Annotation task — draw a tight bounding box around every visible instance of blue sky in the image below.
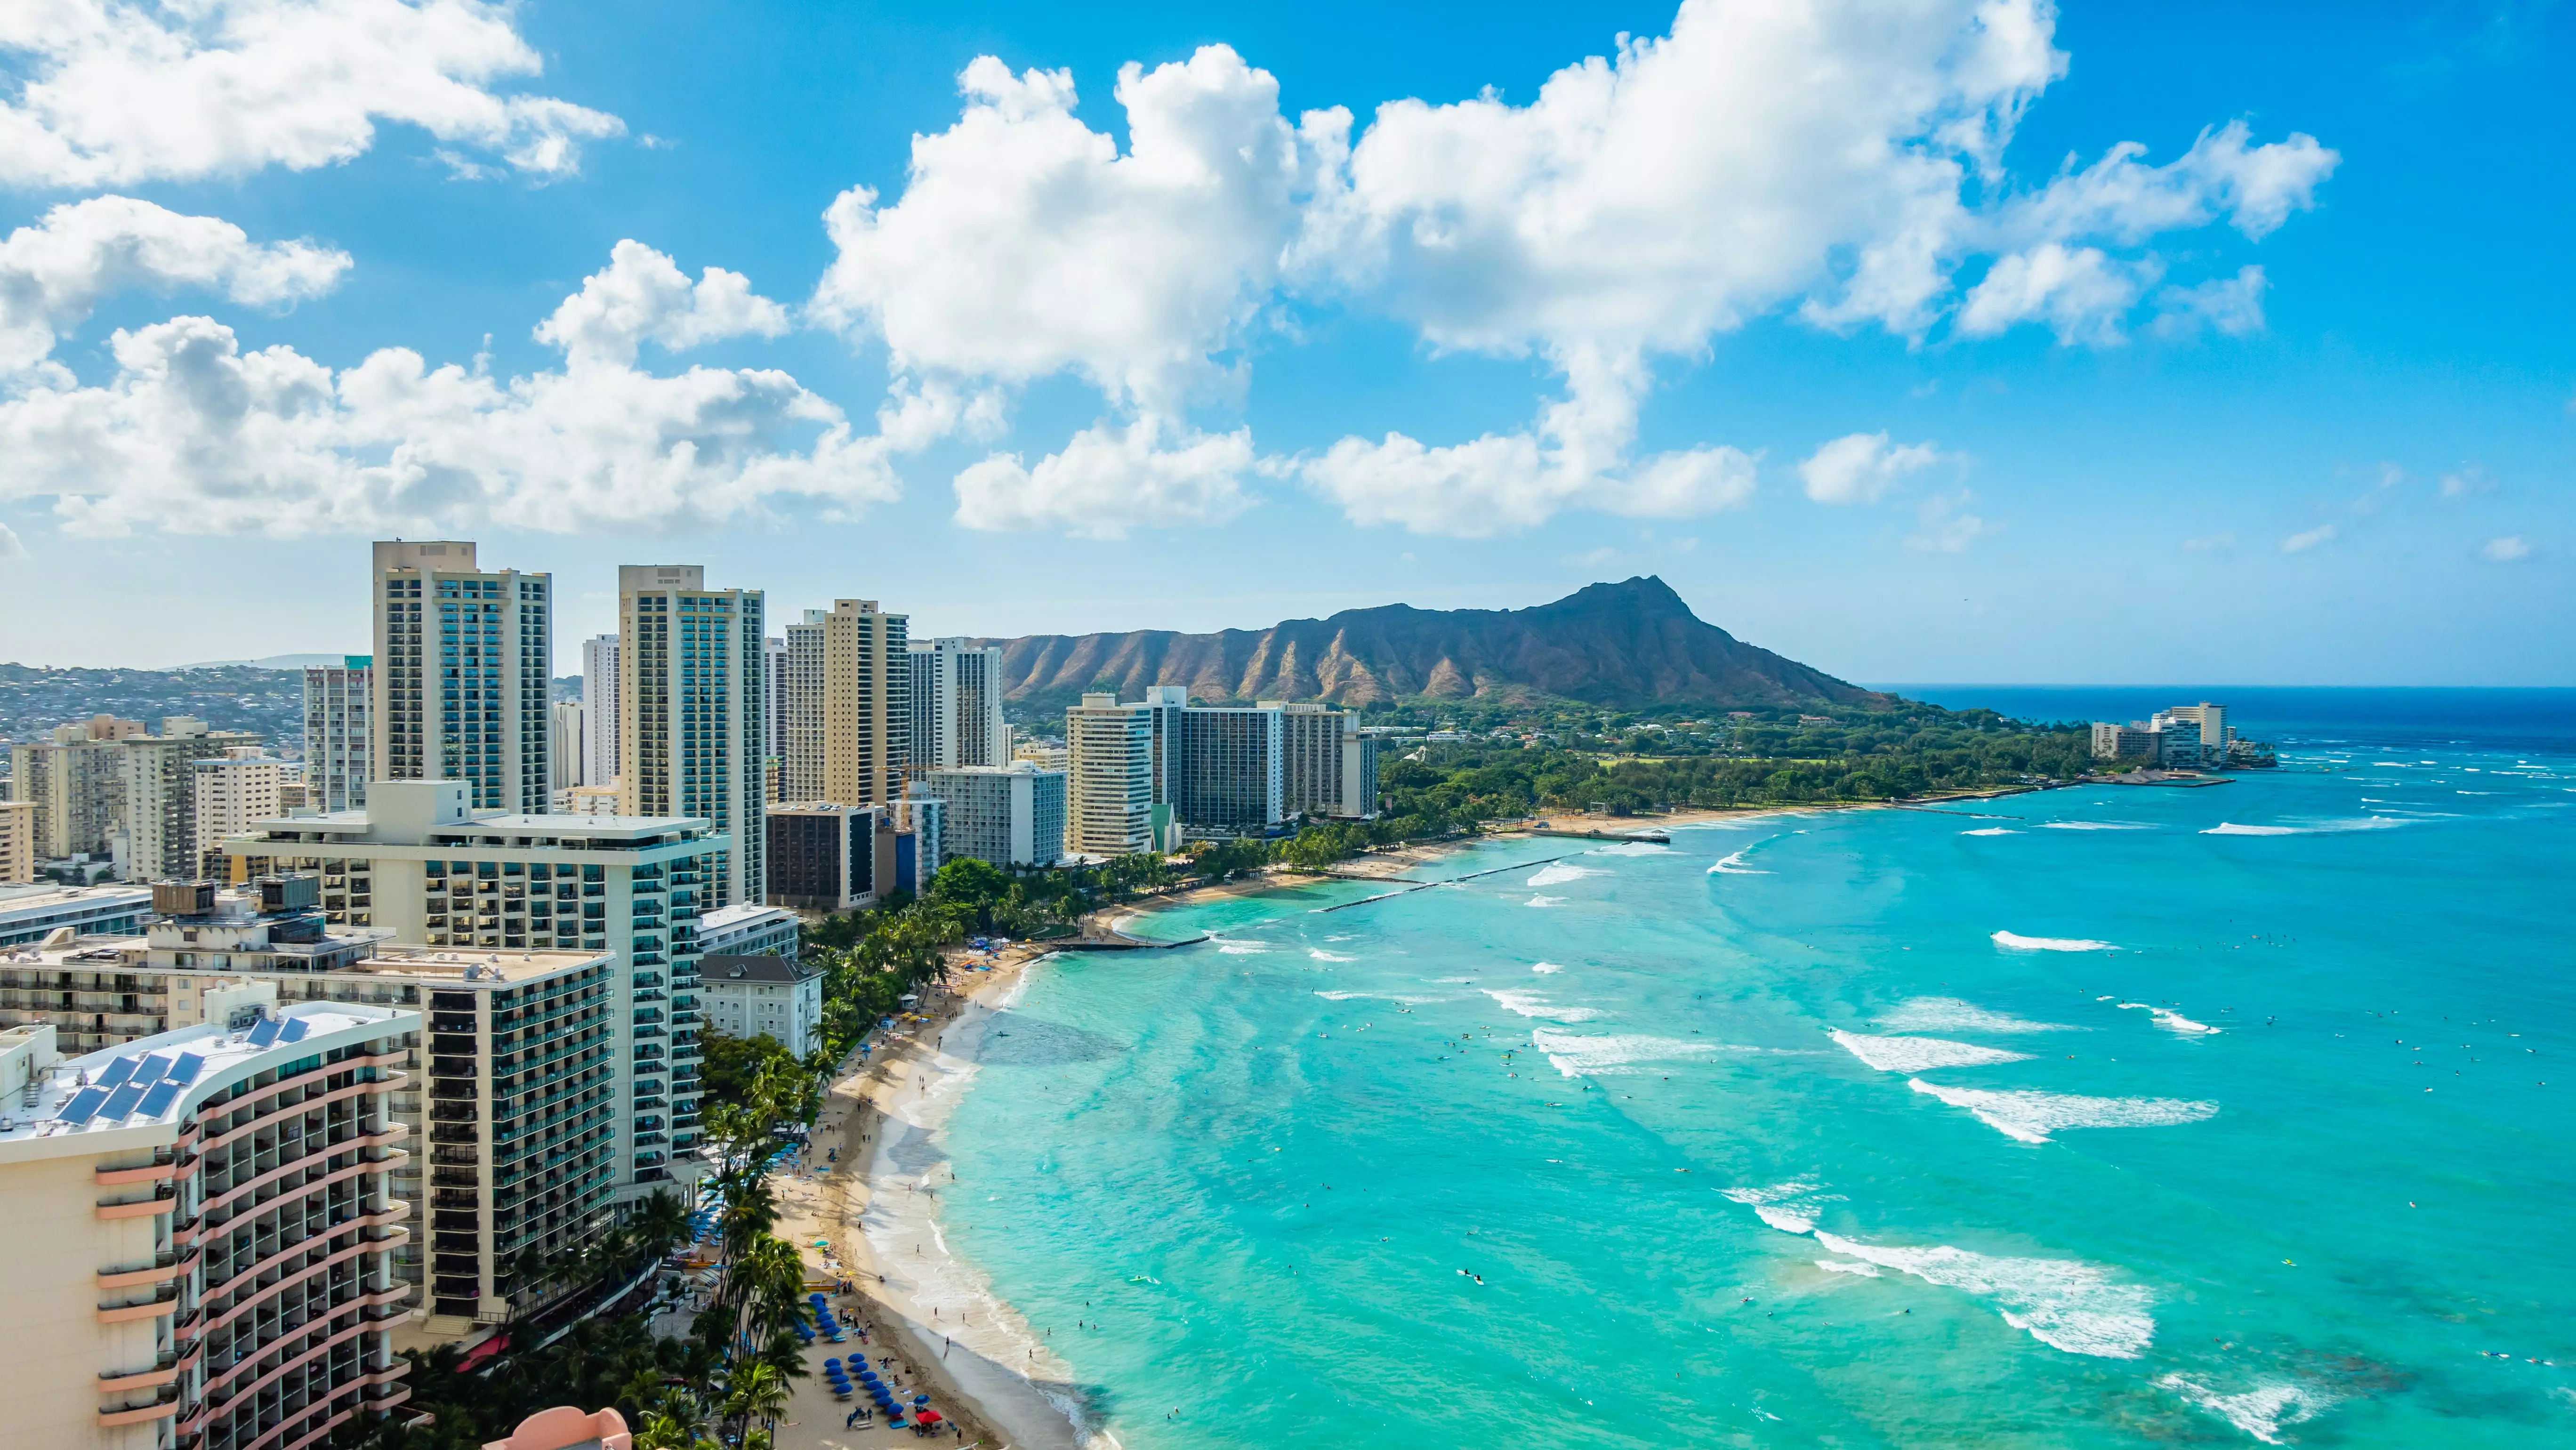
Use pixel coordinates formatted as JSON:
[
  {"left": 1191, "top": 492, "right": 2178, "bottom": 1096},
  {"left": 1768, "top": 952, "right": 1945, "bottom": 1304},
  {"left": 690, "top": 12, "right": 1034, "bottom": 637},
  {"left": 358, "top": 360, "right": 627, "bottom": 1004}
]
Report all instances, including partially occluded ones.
[{"left": 0, "top": 0, "right": 2568, "bottom": 686}]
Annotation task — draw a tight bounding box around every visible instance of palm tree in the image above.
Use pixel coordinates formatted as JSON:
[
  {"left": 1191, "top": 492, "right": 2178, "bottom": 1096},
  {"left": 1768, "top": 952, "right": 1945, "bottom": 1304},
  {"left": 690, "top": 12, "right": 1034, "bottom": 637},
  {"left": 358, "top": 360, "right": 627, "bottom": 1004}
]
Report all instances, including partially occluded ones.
[{"left": 723, "top": 1358, "right": 793, "bottom": 1442}]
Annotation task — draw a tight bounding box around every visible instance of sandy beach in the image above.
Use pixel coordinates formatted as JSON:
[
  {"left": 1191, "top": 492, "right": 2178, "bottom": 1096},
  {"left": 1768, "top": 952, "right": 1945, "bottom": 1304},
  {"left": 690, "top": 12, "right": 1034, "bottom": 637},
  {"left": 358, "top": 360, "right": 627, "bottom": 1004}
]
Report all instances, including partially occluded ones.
[{"left": 766, "top": 941, "right": 1111, "bottom": 1450}]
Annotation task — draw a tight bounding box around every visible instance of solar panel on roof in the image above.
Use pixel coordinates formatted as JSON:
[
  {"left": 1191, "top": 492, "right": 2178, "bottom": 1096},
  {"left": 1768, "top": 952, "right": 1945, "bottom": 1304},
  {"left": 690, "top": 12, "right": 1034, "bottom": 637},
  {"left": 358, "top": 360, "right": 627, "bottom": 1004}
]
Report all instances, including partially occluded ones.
[
  {"left": 246, "top": 1019, "right": 282, "bottom": 1048},
  {"left": 137, "top": 1080, "right": 182, "bottom": 1119},
  {"left": 95, "top": 1057, "right": 137, "bottom": 1089},
  {"left": 127, "top": 1055, "right": 171, "bottom": 1088},
  {"left": 101, "top": 1083, "right": 145, "bottom": 1120},
  {"left": 57, "top": 1086, "right": 109, "bottom": 1126},
  {"left": 279, "top": 1019, "right": 309, "bottom": 1043},
  {"left": 168, "top": 1054, "right": 204, "bottom": 1085}
]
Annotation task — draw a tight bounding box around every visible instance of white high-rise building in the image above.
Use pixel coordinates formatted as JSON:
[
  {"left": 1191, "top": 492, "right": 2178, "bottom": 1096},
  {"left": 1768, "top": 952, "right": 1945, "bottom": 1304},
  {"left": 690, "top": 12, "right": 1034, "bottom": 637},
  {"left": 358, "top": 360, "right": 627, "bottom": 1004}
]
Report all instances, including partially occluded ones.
[
  {"left": 763, "top": 635, "right": 789, "bottom": 764},
  {"left": 120, "top": 721, "right": 263, "bottom": 881},
  {"left": 552, "top": 700, "right": 587, "bottom": 787},
  {"left": 301, "top": 655, "right": 372, "bottom": 812},
  {"left": 191, "top": 749, "right": 286, "bottom": 876},
  {"left": 907, "top": 637, "right": 1009, "bottom": 772},
  {"left": 582, "top": 633, "right": 621, "bottom": 787},
  {"left": 619, "top": 565, "right": 767, "bottom": 908},
  {"left": 918, "top": 763, "right": 1064, "bottom": 868},
  {"left": 370, "top": 540, "right": 553, "bottom": 814}
]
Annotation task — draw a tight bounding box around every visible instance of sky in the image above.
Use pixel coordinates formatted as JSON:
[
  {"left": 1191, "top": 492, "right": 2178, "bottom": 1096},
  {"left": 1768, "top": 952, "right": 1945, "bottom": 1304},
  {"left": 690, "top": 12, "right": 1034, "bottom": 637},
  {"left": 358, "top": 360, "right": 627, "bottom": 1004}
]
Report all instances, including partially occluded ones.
[{"left": 0, "top": 0, "right": 2569, "bottom": 686}]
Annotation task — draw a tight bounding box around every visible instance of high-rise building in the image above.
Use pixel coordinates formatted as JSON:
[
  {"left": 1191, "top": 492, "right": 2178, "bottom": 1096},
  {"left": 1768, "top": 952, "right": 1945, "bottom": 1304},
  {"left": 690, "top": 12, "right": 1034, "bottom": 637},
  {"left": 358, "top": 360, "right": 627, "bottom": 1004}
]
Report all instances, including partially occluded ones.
[
  {"left": 1262, "top": 701, "right": 1379, "bottom": 819},
  {"left": 765, "top": 803, "right": 881, "bottom": 913},
  {"left": 763, "top": 635, "right": 788, "bottom": 765},
  {"left": 225, "top": 780, "right": 718, "bottom": 1199},
  {"left": 918, "top": 763, "right": 1065, "bottom": 868},
  {"left": 1063, "top": 693, "right": 1159, "bottom": 857},
  {"left": 895, "top": 795, "right": 944, "bottom": 894},
  {"left": 775, "top": 599, "right": 909, "bottom": 810},
  {"left": 120, "top": 720, "right": 263, "bottom": 881},
  {"left": 1173, "top": 703, "right": 1283, "bottom": 836},
  {"left": 8, "top": 716, "right": 144, "bottom": 860},
  {"left": 581, "top": 634, "right": 621, "bottom": 787},
  {"left": 192, "top": 749, "right": 286, "bottom": 877},
  {"left": 0, "top": 798, "right": 33, "bottom": 884},
  {"left": 552, "top": 700, "right": 587, "bottom": 787},
  {"left": 907, "top": 637, "right": 1008, "bottom": 773},
  {"left": 301, "top": 656, "right": 372, "bottom": 812},
  {"left": 0, "top": 1002, "right": 419, "bottom": 1450},
  {"left": 618, "top": 565, "right": 766, "bottom": 909},
  {"left": 370, "top": 540, "right": 554, "bottom": 814},
  {"left": 777, "top": 610, "right": 826, "bottom": 803}
]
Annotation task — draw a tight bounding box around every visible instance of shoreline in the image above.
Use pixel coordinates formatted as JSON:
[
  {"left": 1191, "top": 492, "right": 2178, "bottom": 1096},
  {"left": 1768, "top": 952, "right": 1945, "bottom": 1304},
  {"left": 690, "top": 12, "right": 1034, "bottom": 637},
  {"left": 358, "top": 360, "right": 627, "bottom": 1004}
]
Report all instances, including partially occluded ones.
[{"left": 769, "top": 942, "right": 1111, "bottom": 1450}]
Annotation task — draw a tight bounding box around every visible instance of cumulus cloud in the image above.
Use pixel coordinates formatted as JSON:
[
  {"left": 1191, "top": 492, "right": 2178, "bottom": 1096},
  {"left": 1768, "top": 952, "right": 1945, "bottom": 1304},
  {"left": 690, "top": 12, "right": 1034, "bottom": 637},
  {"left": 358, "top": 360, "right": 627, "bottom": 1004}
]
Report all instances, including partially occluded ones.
[
  {"left": 2281, "top": 523, "right": 2338, "bottom": 553},
  {"left": 0, "top": 243, "right": 908, "bottom": 537},
  {"left": 2480, "top": 535, "right": 2530, "bottom": 563},
  {"left": 813, "top": 47, "right": 1320, "bottom": 416},
  {"left": 1, "top": 196, "right": 350, "bottom": 375},
  {"left": 534, "top": 239, "right": 790, "bottom": 367},
  {"left": 1799, "top": 431, "right": 1946, "bottom": 505},
  {"left": 1905, "top": 489, "right": 1991, "bottom": 552},
  {"left": 2151, "top": 265, "right": 2267, "bottom": 338},
  {"left": 805, "top": 1, "right": 2334, "bottom": 537},
  {"left": 952, "top": 417, "right": 1254, "bottom": 538},
  {"left": 0, "top": 0, "right": 623, "bottom": 187}
]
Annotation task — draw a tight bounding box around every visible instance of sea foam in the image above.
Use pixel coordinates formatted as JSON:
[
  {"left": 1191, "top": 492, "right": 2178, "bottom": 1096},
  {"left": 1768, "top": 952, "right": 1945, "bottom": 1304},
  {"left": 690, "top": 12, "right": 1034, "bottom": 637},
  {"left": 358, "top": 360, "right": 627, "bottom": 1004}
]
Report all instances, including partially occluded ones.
[
  {"left": 2159, "top": 1375, "right": 2337, "bottom": 1445},
  {"left": 1483, "top": 989, "right": 1603, "bottom": 1022},
  {"left": 1592, "top": 841, "right": 1672, "bottom": 856},
  {"left": 1530, "top": 1028, "right": 1719, "bottom": 1078},
  {"left": 1809, "top": 1231, "right": 2156, "bottom": 1359},
  {"left": 1830, "top": 1029, "right": 2033, "bottom": 1073},
  {"left": 1906, "top": 1079, "right": 2219, "bottom": 1143},
  {"left": 1308, "top": 949, "right": 1356, "bottom": 962},
  {"left": 2036, "top": 821, "right": 2153, "bottom": 831},
  {"left": 1962, "top": 827, "right": 2020, "bottom": 836},
  {"left": 1993, "top": 930, "right": 2117, "bottom": 952},
  {"left": 2117, "top": 1003, "right": 2220, "bottom": 1035},
  {"left": 1214, "top": 939, "right": 1270, "bottom": 955},
  {"left": 1816, "top": 1259, "right": 1882, "bottom": 1277},
  {"left": 1525, "top": 894, "right": 1568, "bottom": 908},
  {"left": 1876, "top": 997, "right": 2081, "bottom": 1034},
  {"left": 1527, "top": 862, "right": 1603, "bottom": 887},
  {"left": 1719, "top": 1179, "right": 1839, "bottom": 1234},
  {"left": 1530, "top": 962, "right": 1565, "bottom": 974}
]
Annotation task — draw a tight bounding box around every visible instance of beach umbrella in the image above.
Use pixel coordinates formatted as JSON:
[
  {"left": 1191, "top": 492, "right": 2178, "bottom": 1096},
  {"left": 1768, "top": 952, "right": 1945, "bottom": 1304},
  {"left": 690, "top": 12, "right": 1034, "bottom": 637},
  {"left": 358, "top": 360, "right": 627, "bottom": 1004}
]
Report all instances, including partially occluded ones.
[
  {"left": 916, "top": 1411, "right": 943, "bottom": 1426},
  {"left": 913, "top": 1394, "right": 930, "bottom": 1406}
]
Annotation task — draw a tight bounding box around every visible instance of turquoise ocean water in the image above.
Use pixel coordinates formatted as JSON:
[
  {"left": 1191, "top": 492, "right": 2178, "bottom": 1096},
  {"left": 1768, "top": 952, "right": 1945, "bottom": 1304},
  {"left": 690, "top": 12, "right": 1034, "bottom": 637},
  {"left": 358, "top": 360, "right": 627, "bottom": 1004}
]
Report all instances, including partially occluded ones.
[{"left": 938, "top": 700, "right": 2575, "bottom": 1447}]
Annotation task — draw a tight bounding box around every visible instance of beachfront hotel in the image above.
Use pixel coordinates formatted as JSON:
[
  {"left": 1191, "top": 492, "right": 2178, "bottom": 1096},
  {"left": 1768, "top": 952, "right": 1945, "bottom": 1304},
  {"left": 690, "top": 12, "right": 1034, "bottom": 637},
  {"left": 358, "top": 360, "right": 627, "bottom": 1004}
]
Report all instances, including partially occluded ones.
[
  {"left": 221, "top": 781, "right": 715, "bottom": 1203},
  {"left": 0, "top": 999, "right": 418, "bottom": 1450},
  {"left": 617, "top": 564, "right": 767, "bottom": 910}
]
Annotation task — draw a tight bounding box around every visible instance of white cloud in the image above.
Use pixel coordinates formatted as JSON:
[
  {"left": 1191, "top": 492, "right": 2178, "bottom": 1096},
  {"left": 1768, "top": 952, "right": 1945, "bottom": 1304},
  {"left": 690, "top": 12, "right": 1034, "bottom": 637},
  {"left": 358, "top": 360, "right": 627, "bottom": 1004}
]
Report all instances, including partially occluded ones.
[
  {"left": 1799, "top": 431, "right": 1946, "bottom": 505},
  {"left": 1283, "top": 0, "right": 2330, "bottom": 532},
  {"left": 952, "top": 416, "right": 1254, "bottom": 538},
  {"left": 2480, "top": 535, "right": 2530, "bottom": 563},
  {"left": 1905, "top": 489, "right": 1991, "bottom": 552},
  {"left": 533, "top": 240, "right": 789, "bottom": 367},
  {"left": 2182, "top": 532, "right": 2235, "bottom": 552},
  {"left": 2151, "top": 265, "right": 2267, "bottom": 338},
  {"left": 1, "top": 196, "right": 350, "bottom": 374},
  {"left": 0, "top": 245, "right": 907, "bottom": 537},
  {"left": 2281, "top": 523, "right": 2338, "bottom": 553},
  {"left": 813, "top": 47, "right": 1320, "bottom": 416},
  {"left": 0, "top": 519, "right": 24, "bottom": 559},
  {"left": 2439, "top": 465, "right": 2493, "bottom": 498},
  {"left": 1298, "top": 417, "right": 1754, "bottom": 539},
  {"left": 1956, "top": 243, "right": 2146, "bottom": 344},
  {"left": 0, "top": 0, "right": 623, "bottom": 187}
]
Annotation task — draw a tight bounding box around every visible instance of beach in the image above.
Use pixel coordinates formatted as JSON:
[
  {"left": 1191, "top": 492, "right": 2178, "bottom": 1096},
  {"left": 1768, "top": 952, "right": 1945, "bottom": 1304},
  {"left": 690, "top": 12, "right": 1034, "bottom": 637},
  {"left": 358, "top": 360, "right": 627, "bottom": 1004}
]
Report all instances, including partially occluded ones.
[{"left": 770, "top": 941, "right": 1111, "bottom": 1450}]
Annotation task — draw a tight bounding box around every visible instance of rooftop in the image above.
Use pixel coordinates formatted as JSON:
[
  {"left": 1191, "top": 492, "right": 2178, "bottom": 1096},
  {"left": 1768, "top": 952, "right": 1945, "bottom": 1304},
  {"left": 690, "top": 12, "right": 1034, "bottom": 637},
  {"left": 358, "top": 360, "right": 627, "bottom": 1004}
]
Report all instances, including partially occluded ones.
[
  {"left": 0, "top": 883, "right": 155, "bottom": 918},
  {"left": 0, "top": 935, "right": 605, "bottom": 983},
  {"left": 700, "top": 954, "right": 818, "bottom": 984},
  {"left": 700, "top": 902, "right": 793, "bottom": 928},
  {"left": 340, "top": 944, "right": 611, "bottom": 983},
  {"left": 0, "top": 1001, "right": 413, "bottom": 1148}
]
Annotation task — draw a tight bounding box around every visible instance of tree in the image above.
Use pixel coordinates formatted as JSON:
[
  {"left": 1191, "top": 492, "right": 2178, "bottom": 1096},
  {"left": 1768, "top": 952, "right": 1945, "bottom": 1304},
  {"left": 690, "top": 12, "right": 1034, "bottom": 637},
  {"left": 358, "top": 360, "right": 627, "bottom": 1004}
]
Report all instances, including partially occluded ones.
[{"left": 927, "top": 856, "right": 1010, "bottom": 907}]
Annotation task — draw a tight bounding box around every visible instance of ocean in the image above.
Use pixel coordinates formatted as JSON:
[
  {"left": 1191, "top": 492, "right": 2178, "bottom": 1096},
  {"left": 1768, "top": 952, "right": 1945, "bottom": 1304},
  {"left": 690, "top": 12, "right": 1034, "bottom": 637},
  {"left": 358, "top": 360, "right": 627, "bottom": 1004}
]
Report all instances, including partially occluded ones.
[{"left": 926, "top": 692, "right": 2575, "bottom": 1447}]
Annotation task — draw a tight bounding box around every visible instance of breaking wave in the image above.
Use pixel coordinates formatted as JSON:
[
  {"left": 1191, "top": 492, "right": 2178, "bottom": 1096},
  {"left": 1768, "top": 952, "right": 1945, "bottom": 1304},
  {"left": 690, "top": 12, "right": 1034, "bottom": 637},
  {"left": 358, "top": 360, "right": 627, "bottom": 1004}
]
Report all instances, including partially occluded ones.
[
  {"left": 1308, "top": 949, "right": 1356, "bottom": 962},
  {"left": 1816, "top": 1259, "right": 1882, "bottom": 1277},
  {"left": 2117, "top": 1003, "right": 2220, "bottom": 1035},
  {"left": 1718, "top": 1179, "right": 1840, "bottom": 1234},
  {"left": 1527, "top": 862, "right": 1603, "bottom": 887},
  {"left": 1483, "top": 989, "right": 1602, "bottom": 1023},
  {"left": 1993, "top": 931, "right": 2117, "bottom": 952},
  {"left": 1524, "top": 894, "right": 1568, "bottom": 908},
  {"left": 1906, "top": 1079, "right": 2219, "bottom": 1144},
  {"left": 2159, "top": 1375, "right": 2337, "bottom": 1445},
  {"left": 1962, "top": 826, "right": 2020, "bottom": 836},
  {"left": 2036, "top": 821, "right": 2153, "bottom": 831},
  {"left": 1809, "top": 1231, "right": 2156, "bottom": 1358},
  {"left": 1830, "top": 1029, "right": 2033, "bottom": 1073},
  {"left": 2205, "top": 817, "right": 2404, "bottom": 835},
  {"left": 1876, "top": 997, "right": 2081, "bottom": 1035},
  {"left": 1530, "top": 962, "right": 1565, "bottom": 975},
  {"left": 1591, "top": 841, "right": 1672, "bottom": 856},
  {"left": 1530, "top": 1028, "right": 1719, "bottom": 1078},
  {"left": 1213, "top": 939, "right": 1270, "bottom": 955}
]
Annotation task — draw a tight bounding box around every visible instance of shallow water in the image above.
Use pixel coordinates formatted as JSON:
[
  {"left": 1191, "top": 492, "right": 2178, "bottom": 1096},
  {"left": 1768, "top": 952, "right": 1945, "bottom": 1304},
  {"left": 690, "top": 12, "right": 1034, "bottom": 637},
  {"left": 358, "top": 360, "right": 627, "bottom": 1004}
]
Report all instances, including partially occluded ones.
[{"left": 940, "top": 724, "right": 2576, "bottom": 1446}]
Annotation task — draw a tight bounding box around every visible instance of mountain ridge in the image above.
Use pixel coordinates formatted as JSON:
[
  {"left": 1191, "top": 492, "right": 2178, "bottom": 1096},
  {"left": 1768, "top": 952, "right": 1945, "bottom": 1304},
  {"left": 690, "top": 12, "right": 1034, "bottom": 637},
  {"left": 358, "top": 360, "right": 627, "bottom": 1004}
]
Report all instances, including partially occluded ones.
[{"left": 977, "top": 577, "right": 1886, "bottom": 711}]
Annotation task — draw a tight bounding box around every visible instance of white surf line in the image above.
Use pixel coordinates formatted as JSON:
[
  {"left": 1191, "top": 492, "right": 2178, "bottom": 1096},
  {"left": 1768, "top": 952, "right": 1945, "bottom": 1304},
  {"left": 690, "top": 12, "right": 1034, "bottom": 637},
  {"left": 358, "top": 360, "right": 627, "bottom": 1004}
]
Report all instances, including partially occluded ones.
[{"left": 851, "top": 966, "right": 1121, "bottom": 1450}]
